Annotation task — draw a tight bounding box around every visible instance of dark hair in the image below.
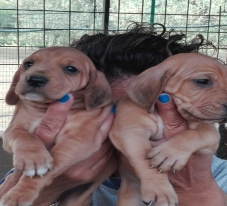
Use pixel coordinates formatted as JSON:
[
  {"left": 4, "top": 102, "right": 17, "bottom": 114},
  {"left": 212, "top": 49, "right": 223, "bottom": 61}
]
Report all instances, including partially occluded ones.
[{"left": 71, "top": 22, "right": 214, "bottom": 80}]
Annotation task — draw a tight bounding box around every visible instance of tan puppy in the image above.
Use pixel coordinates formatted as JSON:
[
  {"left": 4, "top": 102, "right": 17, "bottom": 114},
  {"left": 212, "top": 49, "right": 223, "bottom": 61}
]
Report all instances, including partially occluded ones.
[
  {"left": 110, "top": 53, "right": 225, "bottom": 206},
  {"left": 1, "top": 47, "right": 117, "bottom": 206}
]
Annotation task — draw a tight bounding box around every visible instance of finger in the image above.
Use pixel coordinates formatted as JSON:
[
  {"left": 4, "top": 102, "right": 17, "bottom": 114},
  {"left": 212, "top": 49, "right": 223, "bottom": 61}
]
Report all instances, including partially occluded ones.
[
  {"left": 0, "top": 172, "right": 22, "bottom": 198},
  {"left": 63, "top": 140, "right": 113, "bottom": 175},
  {"left": 35, "top": 94, "right": 74, "bottom": 149},
  {"left": 99, "top": 111, "right": 115, "bottom": 142},
  {"left": 155, "top": 93, "right": 188, "bottom": 139},
  {"left": 89, "top": 142, "right": 114, "bottom": 172},
  {"left": 88, "top": 139, "right": 113, "bottom": 169}
]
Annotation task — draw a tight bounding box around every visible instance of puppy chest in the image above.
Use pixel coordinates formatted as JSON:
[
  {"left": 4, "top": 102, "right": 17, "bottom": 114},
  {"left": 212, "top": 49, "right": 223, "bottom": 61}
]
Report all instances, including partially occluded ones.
[
  {"left": 29, "top": 118, "right": 42, "bottom": 133},
  {"left": 11, "top": 109, "right": 43, "bottom": 133}
]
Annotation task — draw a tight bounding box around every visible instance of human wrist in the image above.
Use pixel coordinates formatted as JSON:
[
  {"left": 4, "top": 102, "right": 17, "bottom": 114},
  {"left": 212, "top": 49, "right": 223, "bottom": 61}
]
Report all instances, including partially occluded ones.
[{"left": 169, "top": 154, "right": 226, "bottom": 206}]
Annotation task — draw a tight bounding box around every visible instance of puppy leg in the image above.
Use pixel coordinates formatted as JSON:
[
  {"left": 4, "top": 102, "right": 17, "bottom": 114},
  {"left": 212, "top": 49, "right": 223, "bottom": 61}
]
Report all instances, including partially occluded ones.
[
  {"left": 3, "top": 130, "right": 53, "bottom": 177},
  {"left": 147, "top": 124, "right": 220, "bottom": 173},
  {"left": 110, "top": 130, "right": 178, "bottom": 206},
  {"left": 0, "top": 137, "right": 111, "bottom": 206}
]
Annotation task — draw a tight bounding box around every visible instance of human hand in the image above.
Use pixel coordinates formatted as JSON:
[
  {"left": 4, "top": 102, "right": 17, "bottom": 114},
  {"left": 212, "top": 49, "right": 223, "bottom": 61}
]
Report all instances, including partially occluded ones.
[
  {"left": 35, "top": 94, "right": 74, "bottom": 150},
  {"left": 35, "top": 94, "right": 115, "bottom": 205},
  {"left": 0, "top": 94, "right": 115, "bottom": 205},
  {"left": 0, "top": 95, "right": 74, "bottom": 198},
  {"left": 118, "top": 93, "right": 226, "bottom": 206},
  {"left": 0, "top": 171, "right": 21, "bottom": 199},
  {"left": 117, "top": 93, "right": 188, "bottom": 174},
  {"left": 33, "top": 139, "right": 114, "bottom": 206},
  {"left": 156, "top": 93, "right": 226, "bottom": 206}
]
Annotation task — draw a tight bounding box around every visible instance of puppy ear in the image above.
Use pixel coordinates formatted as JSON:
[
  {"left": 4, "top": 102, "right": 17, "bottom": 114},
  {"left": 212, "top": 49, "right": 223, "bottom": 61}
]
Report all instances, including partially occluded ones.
[
  {"left": 126, "top": 64, "right": 173, "bottom": 113},
  {"left": 5, "top": 67, "right": 21, "bottom": 105},
  {"left": 84, "top": 69, "right": 112, "bottom": 110}
]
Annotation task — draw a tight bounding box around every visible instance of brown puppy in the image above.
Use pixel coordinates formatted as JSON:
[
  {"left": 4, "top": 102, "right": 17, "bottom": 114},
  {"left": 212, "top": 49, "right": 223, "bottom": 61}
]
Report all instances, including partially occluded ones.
[
  {"left": 110, "top": 53, "right": 225, "bottom": 206},
  {"left": 1, "top": 47, "right": 117, "bottom": 206}
]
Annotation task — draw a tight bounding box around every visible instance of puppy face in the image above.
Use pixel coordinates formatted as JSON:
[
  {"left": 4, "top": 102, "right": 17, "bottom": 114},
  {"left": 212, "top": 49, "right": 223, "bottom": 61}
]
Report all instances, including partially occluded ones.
[
  {"left": 165, "top": 54, "right": 227, "bottom": 122},
  {"left": 15, "top": 47, "right": 93, "bottom": 102},
  {"left": 6, "top": 47, "right": 112, "bottom": 109},
  {"left": 126, "top": 53, "right": 227, "bottom": 123}
]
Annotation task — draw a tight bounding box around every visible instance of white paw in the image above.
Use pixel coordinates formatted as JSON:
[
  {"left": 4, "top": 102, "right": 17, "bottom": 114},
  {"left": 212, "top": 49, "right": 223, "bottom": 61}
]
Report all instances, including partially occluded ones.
[
  {"left": 23, "top": 164, "right": 52, "bottom": 178},
  {"left": 14, "top": 149, "right": 54, "bottom": 177}
]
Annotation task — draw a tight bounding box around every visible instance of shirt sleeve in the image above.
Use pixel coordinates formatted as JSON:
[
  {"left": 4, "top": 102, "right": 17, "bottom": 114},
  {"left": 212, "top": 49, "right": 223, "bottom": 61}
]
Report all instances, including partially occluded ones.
[{"left": 212, "top": 155, "right": 227, "bottom": 193}]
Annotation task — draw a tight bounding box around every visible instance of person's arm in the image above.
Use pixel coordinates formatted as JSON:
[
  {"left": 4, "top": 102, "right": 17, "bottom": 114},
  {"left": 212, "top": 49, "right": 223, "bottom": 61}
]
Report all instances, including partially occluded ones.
[
  {"left": 156, "top": 93, "right": 227, "bottom": 206},
  {"left": 0, "top": 94, "right": 115, "bottom": 205}
]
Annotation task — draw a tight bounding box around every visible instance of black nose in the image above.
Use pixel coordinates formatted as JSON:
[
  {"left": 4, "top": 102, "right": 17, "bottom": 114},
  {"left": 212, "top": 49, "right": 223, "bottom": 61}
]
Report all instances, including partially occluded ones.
[{"left": 26, "top": 75, "right": 49, "bottom": 87}]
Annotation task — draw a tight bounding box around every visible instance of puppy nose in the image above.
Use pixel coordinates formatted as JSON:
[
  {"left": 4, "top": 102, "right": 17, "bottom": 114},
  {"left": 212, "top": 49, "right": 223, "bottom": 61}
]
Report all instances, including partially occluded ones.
[{"left": 27, "top": 75, "right": 49, "bottom": 87}]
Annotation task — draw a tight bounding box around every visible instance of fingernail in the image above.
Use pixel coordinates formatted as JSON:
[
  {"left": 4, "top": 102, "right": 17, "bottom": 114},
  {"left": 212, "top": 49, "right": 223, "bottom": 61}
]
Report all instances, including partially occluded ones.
[
  {"left": 58, "top": 94, "right": 70, "bottom": 103},
  {"left": 158, "top": 93, "right": 170, "bottom": 103},
  {"left": 111, "top": 105, "right": 116, "bottom": 114}
]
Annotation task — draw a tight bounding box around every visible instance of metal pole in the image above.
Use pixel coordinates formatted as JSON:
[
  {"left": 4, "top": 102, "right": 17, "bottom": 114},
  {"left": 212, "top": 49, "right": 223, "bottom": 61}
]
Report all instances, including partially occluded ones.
[
  {"left": 150, "top": 0, "right": 155, "bottom": 24},
  {"left": 103, "top": 0, "right": 110, "bottom": 34}
]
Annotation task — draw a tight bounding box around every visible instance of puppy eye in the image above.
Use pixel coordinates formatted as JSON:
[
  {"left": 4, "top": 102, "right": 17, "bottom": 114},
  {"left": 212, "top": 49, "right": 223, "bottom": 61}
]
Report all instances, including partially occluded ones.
[
  {"left": 24, "top": 61, "right": 33, "bottom": 69},
  {"left": 194, "top": 79, "right": 211, "bottom": 87},
  {"left": 196, "top": 79, "right": 209, "bottom": 84},
  {"left": 64, "top": 66, "right": 78, "bottom": 74}
]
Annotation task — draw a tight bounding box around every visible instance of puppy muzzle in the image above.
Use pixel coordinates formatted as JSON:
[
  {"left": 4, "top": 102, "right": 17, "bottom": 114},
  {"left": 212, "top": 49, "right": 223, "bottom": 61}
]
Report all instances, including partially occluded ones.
[
  {"left": 16, "top": 74, "right": 55, "bottom": 102},
  {"left": 27, "top": 75, "right": 49, "bottom": 88}
]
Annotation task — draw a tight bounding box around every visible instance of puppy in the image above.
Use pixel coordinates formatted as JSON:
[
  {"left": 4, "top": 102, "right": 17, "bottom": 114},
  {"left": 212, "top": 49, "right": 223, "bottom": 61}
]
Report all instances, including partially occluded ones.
[
  {"left": 110, "top": 53, "right": 225, "bottom": 206},
  {"left": 1, "top": 46, "right": 117, "bottom": 206}
]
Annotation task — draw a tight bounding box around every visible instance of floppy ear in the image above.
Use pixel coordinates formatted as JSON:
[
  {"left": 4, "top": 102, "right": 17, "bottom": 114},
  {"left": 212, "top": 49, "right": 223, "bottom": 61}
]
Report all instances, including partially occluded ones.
[
  {"left": 5, "top": 67, "right": 21, "bottom": 105},
  {"left": 84, "top": 69, "right": 112, "bottom": 110},
  {"left": 126, "top": 64, "right": 173, "bottom": 113}
]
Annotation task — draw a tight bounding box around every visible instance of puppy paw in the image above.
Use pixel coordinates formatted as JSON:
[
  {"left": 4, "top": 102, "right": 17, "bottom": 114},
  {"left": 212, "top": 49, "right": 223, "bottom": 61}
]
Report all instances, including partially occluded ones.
[
  {"left": 146, "top": 141, "right": 192, "bottom": 173},
  {"left": 140, "top": 178, "right": 178, "bottom": 206},
  {"left": 13, "top": 147, "right": 53, "bottom": 177}
]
